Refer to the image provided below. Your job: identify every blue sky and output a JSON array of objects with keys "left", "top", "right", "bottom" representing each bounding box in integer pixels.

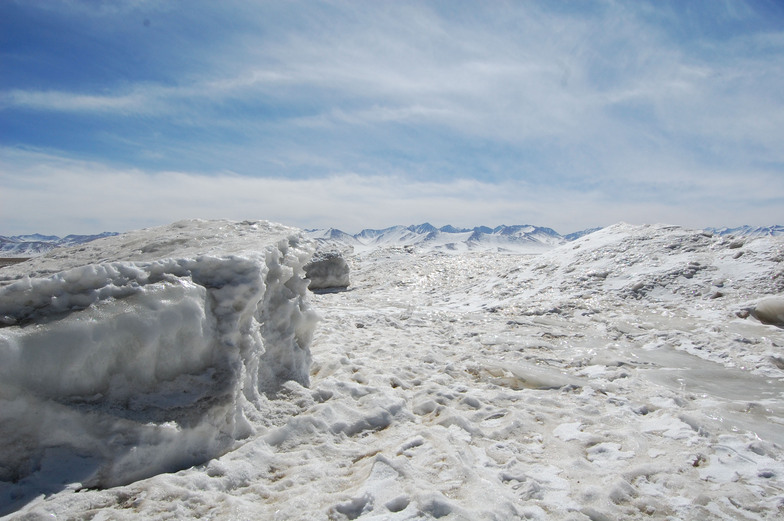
[{"left": 2, "top": 0, "right": 783, "bottom": 235}]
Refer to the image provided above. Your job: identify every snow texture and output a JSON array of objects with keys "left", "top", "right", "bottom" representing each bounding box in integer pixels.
[
  {"left": 2, "top": 221, "right": 784, "bottom": 520},
  {"left": 0, "top": 220, "right": 317, "bottom": 511}
]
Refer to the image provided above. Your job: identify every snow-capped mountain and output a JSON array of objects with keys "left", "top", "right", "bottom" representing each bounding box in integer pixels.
[
  {"left": 706, "top": 225, "right": 784, "bottom": 237},
  {"left": 0, "top": 232, "right": 118, "bottom": 257},
  {"left": 306, "top": 223, "right": 589, "bottom": 252},
  {"left": 564, "top": 226, "right": 603, "bottom": 241},
  {"left": 6, "top": 224, "right": 778, "bottom": 259}
]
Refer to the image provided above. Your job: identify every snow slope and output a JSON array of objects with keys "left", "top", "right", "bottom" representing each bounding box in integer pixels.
[{"left": 2, "top": 221, "right": 784, "bottom": 520}]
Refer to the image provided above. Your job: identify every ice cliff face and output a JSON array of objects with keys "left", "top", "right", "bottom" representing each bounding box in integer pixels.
[{"left": 0, "top": 220, "right": 317, "bottom": 491}]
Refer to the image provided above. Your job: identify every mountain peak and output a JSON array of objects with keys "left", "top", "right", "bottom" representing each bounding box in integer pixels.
[
  {"left": 407, "top": 223, "right": 438, "bottom": 234},
  {"left": 439, "top": 225, "right": 469, "bottom": 233}
]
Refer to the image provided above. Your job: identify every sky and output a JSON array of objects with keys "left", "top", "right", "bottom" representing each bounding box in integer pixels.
[{"left": 2, "top": 0, "right": 784, "bottom": 236}]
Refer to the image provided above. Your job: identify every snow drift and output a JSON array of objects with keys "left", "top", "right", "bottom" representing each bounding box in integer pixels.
[{"left": 0, "top": 220, "right": 317, "bottom": 495}]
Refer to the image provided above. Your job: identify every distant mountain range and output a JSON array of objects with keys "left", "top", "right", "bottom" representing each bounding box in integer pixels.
[
  {"left": 307, "top": 223, "right": 784, "bottom": 253},
  {"left": 2, "top": 224, "right": 780, "bottom": 258},
  {"left": 306, "top": 223, "right": 603, "bottom": 253},
  {"left": 705, "top": 225, "right": 784, "bottom": 237},
  {"left": 0, "top": 232, "right": 118, "bottom": 257}
]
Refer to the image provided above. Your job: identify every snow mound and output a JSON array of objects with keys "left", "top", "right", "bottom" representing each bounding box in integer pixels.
[
  {"left": 0, "top": 220, "right": 317, "bottom": 495},
  {"left": 305, "top": 251, "right": 351, "bottom": 290}
]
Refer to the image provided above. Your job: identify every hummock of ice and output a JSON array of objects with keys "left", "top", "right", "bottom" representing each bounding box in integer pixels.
[
  {"left": 0, "top": 220, "right": 317, "bottom": 498},
  {"left": 749, "top": 297, "right": 784, "bottom": 328},
  {"left": 304, "top": 251, "right": 351, "bottom": 290}
]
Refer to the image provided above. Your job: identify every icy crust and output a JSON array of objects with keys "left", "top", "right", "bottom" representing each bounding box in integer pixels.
[{"left": 0, "top": 221, "right": 317, "bottom": 496}]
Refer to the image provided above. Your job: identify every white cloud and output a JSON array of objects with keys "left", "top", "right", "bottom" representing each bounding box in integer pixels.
[{"left": 1, "top": 149, "right": 781, "bottom": 236}]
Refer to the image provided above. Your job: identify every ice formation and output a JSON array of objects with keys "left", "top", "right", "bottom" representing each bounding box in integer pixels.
[
  {"left": 749, "top": 297, "right": 784, "bottom": 328},
  {"left": 0, "top": 220, "right": 317, "bottom": 505},
  {"left": 304, "top": 251, "right": 351, "bottom": 290}
]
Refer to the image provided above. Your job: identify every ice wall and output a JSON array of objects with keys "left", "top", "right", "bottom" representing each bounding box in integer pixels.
[{"left": 0, "top": 221, "right": 317, "bottom": 492}]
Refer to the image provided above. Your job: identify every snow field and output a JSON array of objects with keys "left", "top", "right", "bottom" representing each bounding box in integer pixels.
[{"left": 2, "top": 221, "right": 784, "bottom": 520}]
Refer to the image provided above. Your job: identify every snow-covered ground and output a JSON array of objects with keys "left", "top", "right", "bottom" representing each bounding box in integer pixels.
[{"left": 2, "top": 221, "right": 784, "bottom": 520}]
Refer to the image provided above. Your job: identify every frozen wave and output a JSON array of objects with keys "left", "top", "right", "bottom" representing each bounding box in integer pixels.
[{"left": 0, "top": 221, "right": 317, "bottom": 503}]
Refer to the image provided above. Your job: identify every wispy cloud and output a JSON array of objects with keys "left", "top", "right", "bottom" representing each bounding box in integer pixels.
[{"left": 2, "top": 88, "right": 154, "bottom": 113}]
